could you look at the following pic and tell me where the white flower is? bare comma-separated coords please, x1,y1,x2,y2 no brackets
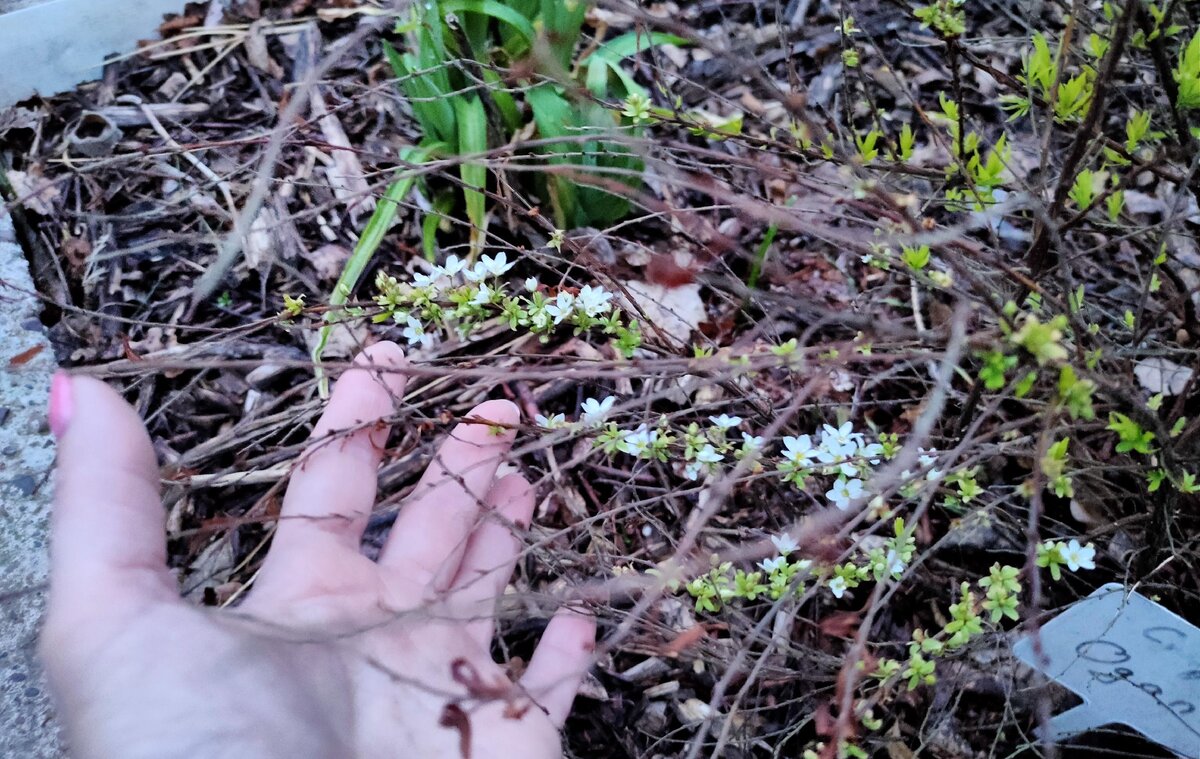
821,422,862,454
463,261,488,282
828,575,848,598
617,424,657,456
544,292,576,324
471,283,496,305
759,556,788,573
817,447,859,478
859,442,884,465
741,433,765,450
708,414,743,430
918,448,942,481
694,443,724,464
685,445,723,481
884,549,905,577
525,277,539,292
826,478,865,510
441,255,467,277
782,435,820,465
580,395,615,426
576,284,613,317
412,269,443,288
478,252,514,277
1061,539,1096,571
401,315,435,349
771,533,799,555
535,412,567,430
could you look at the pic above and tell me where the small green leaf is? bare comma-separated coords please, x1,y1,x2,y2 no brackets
899,123,916,160
455,95,489,259
439,0,536,44
313,146,429,396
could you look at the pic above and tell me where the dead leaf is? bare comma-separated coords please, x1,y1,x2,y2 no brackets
1133,356,1194,395
0,107,40,135
312,88,375,220
244,207,278,273
61,236,92,275
576,671,609,701
662,625,708,656
245,20,284,78
158,13,203,35
128,326,179,356
1069,499,1104,526
309,243,351,281
885,720,917,759
813,700,836,737
1124,190,1167,216
304,320,368,358
620,280,706,344
7,167,60,216
8,345,44,367
818,610,862,638
184,534,236,601
645,253,696,287
828,368,854,392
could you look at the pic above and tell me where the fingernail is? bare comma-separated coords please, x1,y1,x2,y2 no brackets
48,372,73,439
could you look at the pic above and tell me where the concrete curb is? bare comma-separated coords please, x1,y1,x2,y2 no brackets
0,210,62,757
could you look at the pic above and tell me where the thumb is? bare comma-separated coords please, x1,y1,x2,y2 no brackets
45,373,176,631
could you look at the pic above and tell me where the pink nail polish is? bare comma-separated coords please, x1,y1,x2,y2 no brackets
48,372,73,439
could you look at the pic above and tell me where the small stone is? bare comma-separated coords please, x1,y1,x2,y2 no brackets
639,700,669,733
674,697,713,724
643,680,680,698
619,656,670,683
8,475,35,497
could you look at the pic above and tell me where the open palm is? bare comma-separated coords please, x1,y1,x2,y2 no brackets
40,342,594,759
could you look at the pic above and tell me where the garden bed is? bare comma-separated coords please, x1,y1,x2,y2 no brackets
3,0,1198,756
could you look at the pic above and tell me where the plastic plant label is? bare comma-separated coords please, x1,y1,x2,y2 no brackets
1013,583,1200,758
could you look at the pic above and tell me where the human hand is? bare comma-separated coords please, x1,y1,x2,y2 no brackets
39,342,594,759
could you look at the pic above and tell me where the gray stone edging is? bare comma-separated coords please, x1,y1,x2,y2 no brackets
0,210,62,758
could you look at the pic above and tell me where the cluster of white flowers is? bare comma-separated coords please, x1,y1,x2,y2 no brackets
540,285,615,326
372,254,639,355
903,447,943,482
779,422,891,510
409,252,515,291
681,520,918,611
758,532,815,581
533,404,955,516
535,395,617,431
618,424,659,457
683,442,724,481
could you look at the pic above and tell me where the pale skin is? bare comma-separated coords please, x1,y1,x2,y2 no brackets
40,341,595,758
